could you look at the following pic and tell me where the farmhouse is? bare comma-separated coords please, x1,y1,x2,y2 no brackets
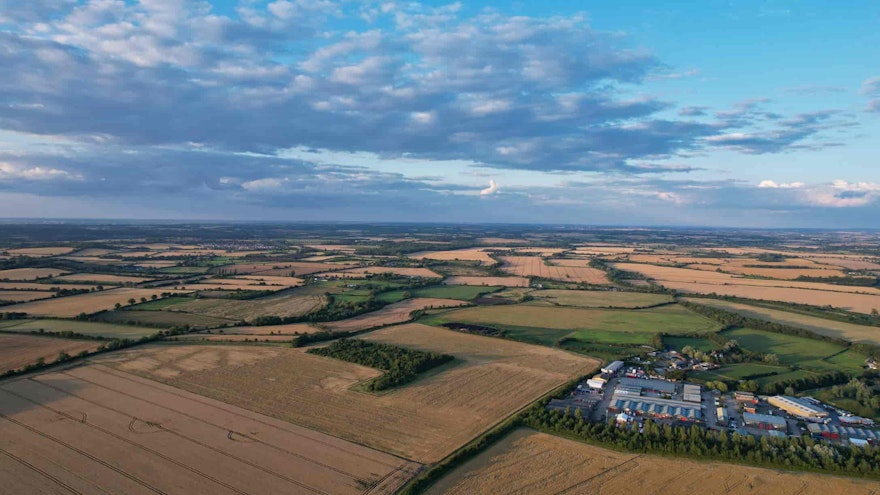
743,412,787,431
768,395,829,419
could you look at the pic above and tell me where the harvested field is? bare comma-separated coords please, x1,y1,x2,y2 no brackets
409,248,498,266
0,334,99,373
0,268,69,281
134,260,179,268
572,246,636,255
531,290,673,308
807,256,880,271
685,259,845,280
0,363,417,495
168,290,325,321
0,318,157,339
183,283,288,291
56,273,153,284
215,323,321,335
237,275,305,285
682,298,880,346
670,282,880,314
426,429,880,495
321,267,442,279
0,290,52,302
500,256,608,284
429,304,720,334
94,309,233,328
175,334,298,342
102,329,597,463
3,288,192,318
511,247,569,255
444,276,530,287
322,298,467,333
68,248,116,257
230,261,356,276
5,246,74,257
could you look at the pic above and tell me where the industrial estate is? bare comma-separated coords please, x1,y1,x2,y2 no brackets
3,224,880,493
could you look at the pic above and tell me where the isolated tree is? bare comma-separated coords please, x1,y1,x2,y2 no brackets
140,297,147,304
151,294,158,301
114,302,122,310
127,298,136,306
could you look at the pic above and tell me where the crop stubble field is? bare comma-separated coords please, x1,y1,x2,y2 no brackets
99,328,598,463
0,363,417,495
426,429,880,495
500,256,608,284
4,288,193,317
0,334,101,373
409,248,498,265
321,298,467,333
168,290,325,320
444,276,530,287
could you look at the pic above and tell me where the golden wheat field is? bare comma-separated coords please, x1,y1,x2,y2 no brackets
0,268,69,281
4,246,75,257
101,328,597,463
0,290,52,302
56,273,154,284
321,298,467,333
409,248,498,265
0,334,100,373
0,363,417,495
500,256,608,284
3,288,192,317
426,429,880,495
444,276,531,287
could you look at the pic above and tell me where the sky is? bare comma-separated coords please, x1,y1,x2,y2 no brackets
0,0,878,227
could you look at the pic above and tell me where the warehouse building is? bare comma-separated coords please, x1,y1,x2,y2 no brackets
743,412,787,431
716,407,728,426
608,392,702,422
768,396,829,419
586,375,607,390
602,361,625,375
617,377,676,395
808,424,880,443
683,384,701,403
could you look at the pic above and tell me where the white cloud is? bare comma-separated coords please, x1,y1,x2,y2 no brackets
480,179,499,196
0,161,80,180
241,177,287,191
758,180,804,189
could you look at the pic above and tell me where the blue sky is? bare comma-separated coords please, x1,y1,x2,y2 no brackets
0,0,878,226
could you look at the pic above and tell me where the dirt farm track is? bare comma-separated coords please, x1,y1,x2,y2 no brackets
0,363,418,495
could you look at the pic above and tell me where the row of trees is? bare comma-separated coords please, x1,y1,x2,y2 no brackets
307,338,453,391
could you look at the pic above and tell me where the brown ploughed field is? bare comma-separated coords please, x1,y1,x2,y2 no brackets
0,334,100,373
427,429,880,495
0,363,417,495
100,329,597,463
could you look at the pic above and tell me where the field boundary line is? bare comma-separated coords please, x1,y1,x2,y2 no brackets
0,446,84,495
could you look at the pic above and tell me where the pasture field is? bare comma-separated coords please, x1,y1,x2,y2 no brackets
377,285,502,302
530,289,672,308
663,336,718,352
55,273,154,284
3,288,192,318
102,327,597,463
94,309,234,328
0,363,417,495
409,248,498,265
681,297,880,346
424,304,721,334
0,268,69,281
425,429,880,495
500,256,608,284
720,327,862,372
690,363,794,382
168,290,326,321
322,298,468,333
0,318,157,338
444,276,530,287
0,290,52,302
0,334,100,373
4,246,74,256
321,267,442,279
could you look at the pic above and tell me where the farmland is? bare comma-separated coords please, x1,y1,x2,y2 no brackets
500,256,608,284
682,297,880,346
721,327,861,372
0,364,417,494
530,289,673,308
377,284,501,302
444,276,530,287
0,318,157,339
0,268,69,280
409,248,498,265
0,334,100,373
55,273,154,284
425,429,880,495
321,267,442,279
0,290,52,302
101,328,598,463
167,290,326,321
322,298,468,333
3,288,192,317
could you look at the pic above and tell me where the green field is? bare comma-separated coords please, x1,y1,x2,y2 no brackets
91,310,233,328
690,363,792,382
0,319,157,338
424,303,720,334
663,336,718,352
128,296,194,310
530,290,672,308
721,327,853,368
377,285,501,303
158,266,210,274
